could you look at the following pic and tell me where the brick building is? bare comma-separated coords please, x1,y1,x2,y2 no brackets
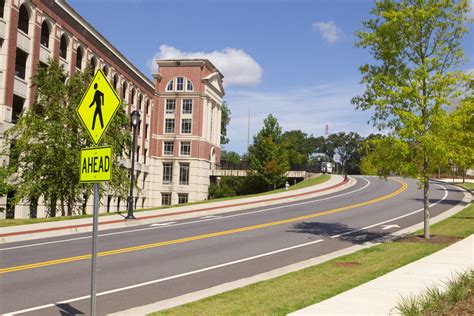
0,0,224,218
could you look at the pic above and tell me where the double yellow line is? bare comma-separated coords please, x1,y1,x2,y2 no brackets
1,179,408,274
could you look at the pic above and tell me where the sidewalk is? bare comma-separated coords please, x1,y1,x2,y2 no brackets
290,234,474,315
0,174,353,243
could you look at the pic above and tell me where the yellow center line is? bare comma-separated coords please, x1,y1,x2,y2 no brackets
1,179,408,274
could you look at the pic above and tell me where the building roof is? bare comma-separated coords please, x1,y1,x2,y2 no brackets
156,59,224,79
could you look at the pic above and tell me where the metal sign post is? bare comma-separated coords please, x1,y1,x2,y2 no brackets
76,69,122,316
90,183,99,316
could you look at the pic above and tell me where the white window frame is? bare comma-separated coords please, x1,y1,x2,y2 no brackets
176,77,184,91
178,193,189,204
181,119,192,134
166,99,176,114
180,141,191,156
163,141,174,156
165,118,175,133
166,79,174,91
179,163,190,185
161,192,172,205
182,99,193,114
186,79,193,91
162,163,173,185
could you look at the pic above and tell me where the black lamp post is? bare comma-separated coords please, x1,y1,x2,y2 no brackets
126,110,140,220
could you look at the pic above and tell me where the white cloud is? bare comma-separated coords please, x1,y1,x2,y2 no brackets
312,20,343,44
148,45,263,87
224,82,377,154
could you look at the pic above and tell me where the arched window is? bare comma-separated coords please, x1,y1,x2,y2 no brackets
146,99,150,114
0,0,5,18
122,81,127,99
18,4,29,34
166,79,173,91
59,34,68,59
76,46,83,70
40,21,50,48
131,88,136,105
138,94,142,110
113,74,118,90
90,56,97,73
103,65,109,76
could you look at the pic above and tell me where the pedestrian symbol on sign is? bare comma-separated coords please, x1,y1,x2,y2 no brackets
76,69,121,146
89,83,105,130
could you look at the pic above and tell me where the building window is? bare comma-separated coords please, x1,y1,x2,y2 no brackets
122,81,127,99
103,65,109,76
187,79,193,91
176,77,184,91
145,124,149,139
182,99,193,114
179,163,190,185
15,48,27,79
165,119,175,133
165,99,175,114
59,34,68,59
113,74,118,90
166,79,173,91
0,0,4,18
18,4,29,34
138,94,142,110
161,192,172,206
146,100,150,114
12,95,25,124
76,47,83,70
90,57,97,73
180,142,191,156
136,146,140,162
181,119,192,134
163,141,174,156
162,163,173,185
178,193,188,204
131,88,136,106
40,21,50,48
144,149,147,164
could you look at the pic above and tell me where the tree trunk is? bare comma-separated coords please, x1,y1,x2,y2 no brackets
29,197,38,219
423,176,430,239
49,196,57,218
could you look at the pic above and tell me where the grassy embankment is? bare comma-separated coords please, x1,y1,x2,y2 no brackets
150,188,473,316
0,174,330,227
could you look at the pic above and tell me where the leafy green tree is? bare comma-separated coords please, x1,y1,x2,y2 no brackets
249,114,289,190
446,93,474,182
352,0,471,238
281,130,316,167
220,101,231,145
327,132,364,175
4,59,131,217
220,150,241,167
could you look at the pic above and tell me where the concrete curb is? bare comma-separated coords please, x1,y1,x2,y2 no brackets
0,175,354,243
112,181,472,316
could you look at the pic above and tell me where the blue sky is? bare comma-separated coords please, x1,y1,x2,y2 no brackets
69,0,474,154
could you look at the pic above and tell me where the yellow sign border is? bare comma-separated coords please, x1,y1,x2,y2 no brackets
76,69,122,146
80,146,113,183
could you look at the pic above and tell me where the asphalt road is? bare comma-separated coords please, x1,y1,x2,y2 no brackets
0,176,466,315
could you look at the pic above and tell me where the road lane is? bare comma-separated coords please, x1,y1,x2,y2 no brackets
0,177,466,315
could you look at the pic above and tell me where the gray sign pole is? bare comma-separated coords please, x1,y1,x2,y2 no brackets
90,182,99,316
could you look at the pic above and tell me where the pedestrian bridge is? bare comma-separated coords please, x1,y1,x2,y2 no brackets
210,169,310,179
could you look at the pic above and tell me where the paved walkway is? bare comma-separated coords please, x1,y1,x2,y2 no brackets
0,175,353,243
291,234,474,315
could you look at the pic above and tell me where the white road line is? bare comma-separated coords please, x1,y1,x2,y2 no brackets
5,239,325,315
200,215,221,219
149,222,176,227
330,183,449,239
1,178,370,251
381,224,400,230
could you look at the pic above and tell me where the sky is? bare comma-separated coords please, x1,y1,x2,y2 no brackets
68,0,474,154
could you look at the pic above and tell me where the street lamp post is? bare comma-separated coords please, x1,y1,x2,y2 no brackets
126,110,140,220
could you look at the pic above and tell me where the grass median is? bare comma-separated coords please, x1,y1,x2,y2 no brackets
151,197,473,315
0,174,330,227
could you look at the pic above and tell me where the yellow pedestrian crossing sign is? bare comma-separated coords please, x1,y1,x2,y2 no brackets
77,69,121,146
80,146,112,183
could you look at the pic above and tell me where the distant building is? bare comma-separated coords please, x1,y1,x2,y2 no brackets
0,0,224,219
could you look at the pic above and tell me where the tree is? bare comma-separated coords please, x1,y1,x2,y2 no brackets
446,93,474,182
4,59,131,217
220,101,231,145
281,130,315,167
352,0,471,238
327,132,364,175
249,114,289,190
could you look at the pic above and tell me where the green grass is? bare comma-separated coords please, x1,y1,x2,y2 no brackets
458,182,474,191
0,175,330,227
397,270,474,315
150,203,474,316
